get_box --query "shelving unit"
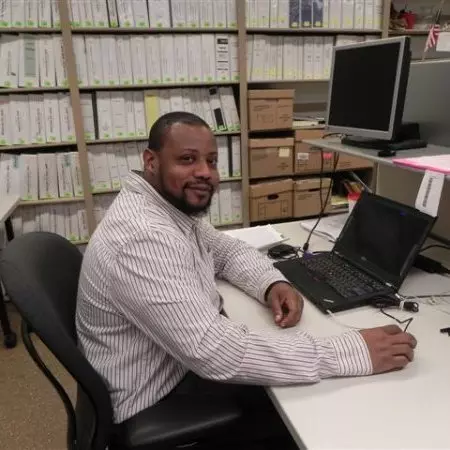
[1,0,396,245]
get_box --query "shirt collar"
[123,171,198,235]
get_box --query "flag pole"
[422,0,447,60]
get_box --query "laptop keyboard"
[300,253,387,299]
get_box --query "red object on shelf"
[402,11,416,29]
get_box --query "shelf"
[73,239,90,246]
[92,177,242,196]
[0,27,61,33]
[71,27,238,34]
[247,28,382,34]
[388,29,429,36]
[248,79,329,84]
[79,80,239,91]
[0,86,69,94]
[215,221,243,228]
[19,197,85,207]
[0,141,77,152]
[87,131,240,146]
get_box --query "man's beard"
[159,179,214,217]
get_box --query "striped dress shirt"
[76,171,372,424]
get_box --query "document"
[224,225,287,251]
[415,170,445,217]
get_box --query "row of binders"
[143,87,240,134]
[72,33,239,87]
[10,203,90,243]
[245,0,383,30]
[248,34,378,81]
[0,0,237,29]
[0,34,66,88]
[0,87,240,146]
[0,143,145,201]
[0,33,239,89]
[204,183,243,226]
[0,135,242,201]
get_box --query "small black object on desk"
[440,327,450,336]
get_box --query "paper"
[299,214,348,242]
[415,170,445,217]
[436,32,450,52]
[223,225,286,250]
[393,155,450,175]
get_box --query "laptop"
[274,191,436,313]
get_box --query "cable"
[379,308,414,332]
[326,310,364,330]
[302,151,340,252]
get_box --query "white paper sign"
[415,170,445,217]
[436,32,450,52]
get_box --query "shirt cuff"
[318,331,373,377]
[256,269,289,305]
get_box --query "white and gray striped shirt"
[76,171,372,424]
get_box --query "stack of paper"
[223,225,286,250]
[393,155,450,175]
[299,214,348,242]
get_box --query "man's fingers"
[280,296,301,327]
[392,355,409,370]
[389,332,417,348]
[271,298,283,323]
[391,344,414,362]
[382,324,403,335]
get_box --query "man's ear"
[143,148,158,173]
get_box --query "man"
[76,112,416,445]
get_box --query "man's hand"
[266,282,304,328]
[360,325,417,373]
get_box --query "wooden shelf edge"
[19,197,85,207]
[0,86,69,94]
[248,79,329,84]
[71,27,238,34]
[247,27,382,34]
[79,81,240,91]
[0,27,61,33]
[0,142,77,151]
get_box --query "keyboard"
[299,253,386,299]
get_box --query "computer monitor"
[326,37,412,146]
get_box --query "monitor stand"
[341,123,427,151]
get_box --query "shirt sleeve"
[109,228,373,385]
[198,221,289,303]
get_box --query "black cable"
[302,151,340,252]
[380,308,414,332]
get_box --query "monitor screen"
[326,38,409,140]
[334,192,434,287]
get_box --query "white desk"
[0,195,20,225]
[0,194,20,348]
[219,221,450,449]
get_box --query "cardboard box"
[248,89,294,131]
[294,129,332,174]
[336,154,373,171]
[250,178,293,222]
[293,178,332,218]
[249,137,294,179]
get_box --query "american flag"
[424,8,442,52]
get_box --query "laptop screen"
[334,192,435,288]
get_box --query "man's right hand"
[360,324,417,374]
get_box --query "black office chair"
[0,232,242,450]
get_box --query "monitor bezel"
[325,36,409,141]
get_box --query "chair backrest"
[0,232,114,450]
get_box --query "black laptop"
[274,191,435,313]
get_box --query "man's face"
[145,123,220,216]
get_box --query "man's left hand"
[266,282,304,328]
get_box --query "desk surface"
[0,195,20,223]
[304,138,450,177]
[220,221,450,449]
